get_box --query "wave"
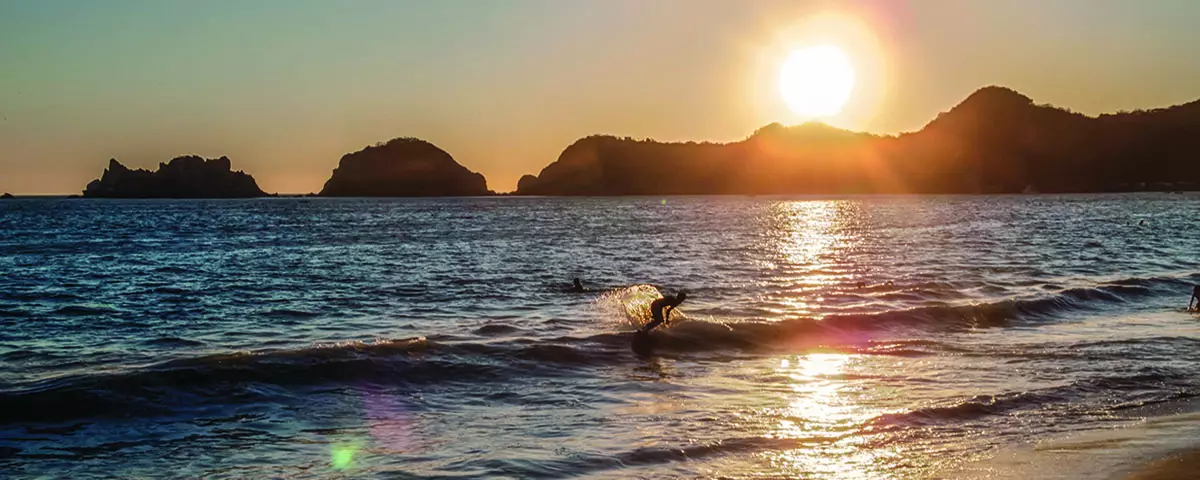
[50,305,121,316]
[598,273,1191,344]
[0,308,32,319]
[868,391,1064,428]
[3,273,1192,426]
[0,323,870,424]
[454,435,834,477]
[1067,336,1200,349]
[0,349,65,362]
[581,279,1177,354]
[869,369,1198,429]
[823,274,1189,331]
[0,336,622,424]
[261,308,321,319]
[0,291,83,302]
[1,328,1193,426]
[16,303,1185,426]
[141,336,207,347]
[474,324,524,336]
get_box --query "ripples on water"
[0,195,1198,478]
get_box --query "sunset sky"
[2,0,1199,194]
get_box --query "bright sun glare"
[779,45,855,118]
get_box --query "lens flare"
[331,444,358,470]
[363,388,416,453]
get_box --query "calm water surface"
[1,195,1198,479]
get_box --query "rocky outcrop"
[515,86,1200,195]
[516,175,540,193]
[319,138,490,196]
[83,156,266,198]
[0,193,13,199]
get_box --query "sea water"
[1,195,1197,478]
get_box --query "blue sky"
[2,0,1199,193]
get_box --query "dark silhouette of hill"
[82,156,266,198]
[515,86,1200,195]
[0,193,13,199]
[320,138,491,196]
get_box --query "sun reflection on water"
[767,352,900,479]
[764,200,863,318]
[777,201,844,266]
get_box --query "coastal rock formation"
[516,175,540,193]
[319,138,490,196]
[515,86,1200,195]
[0,193,13,199]
[83,156,266,198]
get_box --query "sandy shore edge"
[1122,447,1200,480]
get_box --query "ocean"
[1,195,1198,479]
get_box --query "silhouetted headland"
[516,86,1200,195]
[319,138,491,197]
[82,156,266,198]
[0,193,13,199]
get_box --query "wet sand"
[1124,447,1200,480]
[945,409,1200,479]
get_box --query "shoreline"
[1124,447,1200,480]
[944,403,1200,480]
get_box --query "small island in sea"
[319,137,492,197]
[82,156,267,198]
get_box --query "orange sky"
[2,0,1199,194]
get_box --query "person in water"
[639,291,687,333]
[570,278,585,293]
[1190,284,1199,311]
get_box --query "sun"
[779,45,855,118]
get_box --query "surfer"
[569,278,585,293]
[639,291,687,333]
[1190,284,1199,312]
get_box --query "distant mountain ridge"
[516,86,1200,195]
[71,86,1200,197]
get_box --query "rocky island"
[319,138,490,196]
[515,86,1200,195]
[83,156,266,198]
[0,193,14,199]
